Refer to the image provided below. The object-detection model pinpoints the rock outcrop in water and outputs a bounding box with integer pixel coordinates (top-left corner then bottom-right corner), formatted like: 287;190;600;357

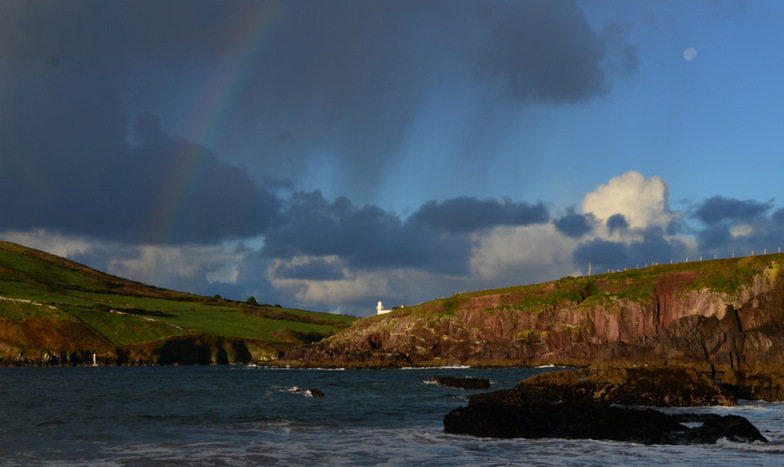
443;400;767;445
428;376;490;390
281;257;784;380
473;366;735;407
442;366;767;444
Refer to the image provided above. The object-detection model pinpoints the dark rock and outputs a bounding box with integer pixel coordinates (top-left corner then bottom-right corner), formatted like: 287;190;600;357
471;367;736;408
309;388;325;398
674;413;767;444
721;369;784;401
429;376;490;390
444;400;767;445
444;365;767;445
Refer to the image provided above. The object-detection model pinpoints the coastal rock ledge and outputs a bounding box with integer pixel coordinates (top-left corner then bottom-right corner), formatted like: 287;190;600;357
444;401;766;445
443;367;767;445
482;366;737;407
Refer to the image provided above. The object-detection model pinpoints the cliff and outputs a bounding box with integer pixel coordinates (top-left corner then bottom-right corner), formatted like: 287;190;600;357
282;255;784;373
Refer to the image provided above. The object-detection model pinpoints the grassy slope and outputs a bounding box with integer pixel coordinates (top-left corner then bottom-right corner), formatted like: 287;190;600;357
370;253;784;325
0;241;355;363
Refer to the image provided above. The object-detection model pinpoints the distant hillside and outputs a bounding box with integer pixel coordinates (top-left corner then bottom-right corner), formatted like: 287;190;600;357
283;253;784;371
0;240;355;365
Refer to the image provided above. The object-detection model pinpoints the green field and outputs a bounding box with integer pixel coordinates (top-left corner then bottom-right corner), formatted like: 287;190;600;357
0;241;355;364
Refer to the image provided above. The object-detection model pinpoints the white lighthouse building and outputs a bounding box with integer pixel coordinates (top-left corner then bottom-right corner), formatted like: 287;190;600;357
376;301;391;315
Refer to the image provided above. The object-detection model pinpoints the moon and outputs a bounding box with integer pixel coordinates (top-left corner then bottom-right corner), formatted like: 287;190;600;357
683;48;697;61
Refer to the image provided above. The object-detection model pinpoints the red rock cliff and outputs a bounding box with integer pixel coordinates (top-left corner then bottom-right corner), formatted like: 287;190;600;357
282;257;784;369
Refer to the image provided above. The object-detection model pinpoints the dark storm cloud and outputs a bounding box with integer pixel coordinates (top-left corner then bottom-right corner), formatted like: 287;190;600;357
1;0;633;104
0;88;280;243
0;0;636;245
554;211;593;238
262;191;471;274
695;226;733;251
475;0;621;102
0;1;283;244
260;176;296;192
202;0;634;196
124;114;281;244
248;0;634;164
574;228;689;273
691;207;784;258
0;0;248;66
408;197;549;234
271;258;346;281
687;196;782;257
772;208;784;225
693;196;772;224
607;214;629;233
573;239;628;272
694;225;783;258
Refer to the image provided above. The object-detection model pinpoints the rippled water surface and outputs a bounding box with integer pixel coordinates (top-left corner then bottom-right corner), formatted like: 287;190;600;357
1;366;783;465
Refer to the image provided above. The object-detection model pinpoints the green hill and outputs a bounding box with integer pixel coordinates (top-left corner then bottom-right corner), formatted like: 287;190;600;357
0;241;355;365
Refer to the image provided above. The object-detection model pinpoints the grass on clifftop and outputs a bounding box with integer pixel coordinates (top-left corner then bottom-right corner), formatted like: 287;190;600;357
0;241;355;362
400;253;784;319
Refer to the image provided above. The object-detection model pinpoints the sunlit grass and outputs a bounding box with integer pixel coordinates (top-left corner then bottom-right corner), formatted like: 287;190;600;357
0;241;356;354
418;253;784;317
66;306;182;345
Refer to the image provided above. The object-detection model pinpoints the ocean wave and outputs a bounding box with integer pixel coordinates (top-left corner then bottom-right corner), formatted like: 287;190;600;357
240;365;347;371
400;365;471;370
269;385;323;398
6;366;784;467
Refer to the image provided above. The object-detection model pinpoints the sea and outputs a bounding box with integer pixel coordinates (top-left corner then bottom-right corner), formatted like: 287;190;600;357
2;366;784;466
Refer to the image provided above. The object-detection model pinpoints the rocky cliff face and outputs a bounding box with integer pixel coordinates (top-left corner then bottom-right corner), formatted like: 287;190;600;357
282;259;784;371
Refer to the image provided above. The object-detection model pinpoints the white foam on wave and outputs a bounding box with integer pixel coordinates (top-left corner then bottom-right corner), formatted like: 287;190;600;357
270;385;303;395
713;437;784;454
270;385;324;398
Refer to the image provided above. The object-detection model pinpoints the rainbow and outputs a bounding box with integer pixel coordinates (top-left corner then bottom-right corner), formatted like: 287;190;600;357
145;2;284;248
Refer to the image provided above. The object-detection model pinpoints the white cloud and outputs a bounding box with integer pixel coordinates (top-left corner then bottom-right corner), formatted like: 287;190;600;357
205;263;240;284
0;229;94;258
581;171;675;230
469;224;580;284
107;245;246;287
267;256;480;314
269;257;390;308
730;224;753;238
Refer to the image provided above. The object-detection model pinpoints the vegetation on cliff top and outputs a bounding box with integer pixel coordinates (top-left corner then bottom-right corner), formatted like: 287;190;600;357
0;241;355;365
367;253;783;324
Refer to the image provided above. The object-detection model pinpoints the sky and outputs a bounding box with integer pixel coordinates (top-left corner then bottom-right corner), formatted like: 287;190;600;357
2;0;784;316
